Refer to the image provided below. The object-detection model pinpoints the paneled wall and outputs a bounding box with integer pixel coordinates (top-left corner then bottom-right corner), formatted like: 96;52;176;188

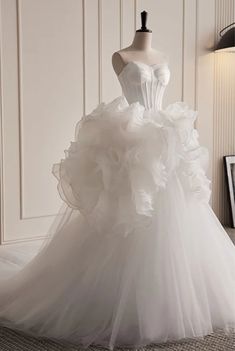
0;0;84;243
0;0;222;244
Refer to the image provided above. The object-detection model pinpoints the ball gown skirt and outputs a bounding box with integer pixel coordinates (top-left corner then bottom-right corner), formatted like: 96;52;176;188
0;61;235;349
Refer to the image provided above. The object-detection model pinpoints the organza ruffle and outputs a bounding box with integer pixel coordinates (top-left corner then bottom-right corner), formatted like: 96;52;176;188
52;96;211;236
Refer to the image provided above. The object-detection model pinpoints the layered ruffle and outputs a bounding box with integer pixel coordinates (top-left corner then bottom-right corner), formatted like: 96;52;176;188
52;96;211;236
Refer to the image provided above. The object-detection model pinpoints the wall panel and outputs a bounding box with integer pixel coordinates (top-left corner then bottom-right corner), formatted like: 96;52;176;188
84;0;99;113
0;0;83;242
196;0;215;182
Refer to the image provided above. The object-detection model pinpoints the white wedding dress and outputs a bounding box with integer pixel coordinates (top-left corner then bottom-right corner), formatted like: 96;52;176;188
1;59;235;349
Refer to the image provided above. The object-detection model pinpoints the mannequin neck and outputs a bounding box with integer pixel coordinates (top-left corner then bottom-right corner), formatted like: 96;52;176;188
130;32;152;51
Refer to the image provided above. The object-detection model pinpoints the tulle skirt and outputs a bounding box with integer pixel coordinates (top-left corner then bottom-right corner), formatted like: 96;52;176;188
0;96;235;349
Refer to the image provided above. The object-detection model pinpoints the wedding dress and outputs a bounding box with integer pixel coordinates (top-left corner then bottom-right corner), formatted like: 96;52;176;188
1;59;235;350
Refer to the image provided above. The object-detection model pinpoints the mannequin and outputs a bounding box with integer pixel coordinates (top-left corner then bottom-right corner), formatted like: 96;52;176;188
112;11;168;76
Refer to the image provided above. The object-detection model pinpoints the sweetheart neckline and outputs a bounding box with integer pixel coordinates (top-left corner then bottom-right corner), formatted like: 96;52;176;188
117;61;169;78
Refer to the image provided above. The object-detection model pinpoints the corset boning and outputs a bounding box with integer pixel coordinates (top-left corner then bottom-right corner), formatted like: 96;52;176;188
118;61;170;111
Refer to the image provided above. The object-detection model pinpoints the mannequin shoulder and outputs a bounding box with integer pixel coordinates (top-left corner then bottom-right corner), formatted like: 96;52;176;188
112;50;127;76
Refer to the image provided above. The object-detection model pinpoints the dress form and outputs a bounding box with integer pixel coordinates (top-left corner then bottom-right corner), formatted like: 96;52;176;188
112;11;167;76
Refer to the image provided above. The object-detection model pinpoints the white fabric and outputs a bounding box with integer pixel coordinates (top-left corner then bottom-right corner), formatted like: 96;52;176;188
0;60;235;350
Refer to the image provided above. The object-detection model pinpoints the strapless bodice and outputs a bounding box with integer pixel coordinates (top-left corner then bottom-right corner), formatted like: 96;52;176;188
118;61;170;111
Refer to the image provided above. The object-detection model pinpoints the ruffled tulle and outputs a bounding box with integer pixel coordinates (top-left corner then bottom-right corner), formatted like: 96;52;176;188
0;96;235;350
52;96;211;237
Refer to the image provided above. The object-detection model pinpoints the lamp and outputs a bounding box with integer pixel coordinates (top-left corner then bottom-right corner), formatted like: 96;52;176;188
215;22;235;52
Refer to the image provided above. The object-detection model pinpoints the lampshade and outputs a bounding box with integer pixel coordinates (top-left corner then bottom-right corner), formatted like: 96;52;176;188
215;22;235;52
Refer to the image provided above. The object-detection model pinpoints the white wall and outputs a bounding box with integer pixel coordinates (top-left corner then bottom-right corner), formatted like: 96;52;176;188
0;0;232;244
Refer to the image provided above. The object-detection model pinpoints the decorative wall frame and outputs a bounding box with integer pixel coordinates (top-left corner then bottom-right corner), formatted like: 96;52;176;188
224;155;235;228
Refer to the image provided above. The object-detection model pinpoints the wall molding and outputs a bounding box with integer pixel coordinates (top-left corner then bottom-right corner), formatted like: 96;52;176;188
0;0;83;243
15;0;59;220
